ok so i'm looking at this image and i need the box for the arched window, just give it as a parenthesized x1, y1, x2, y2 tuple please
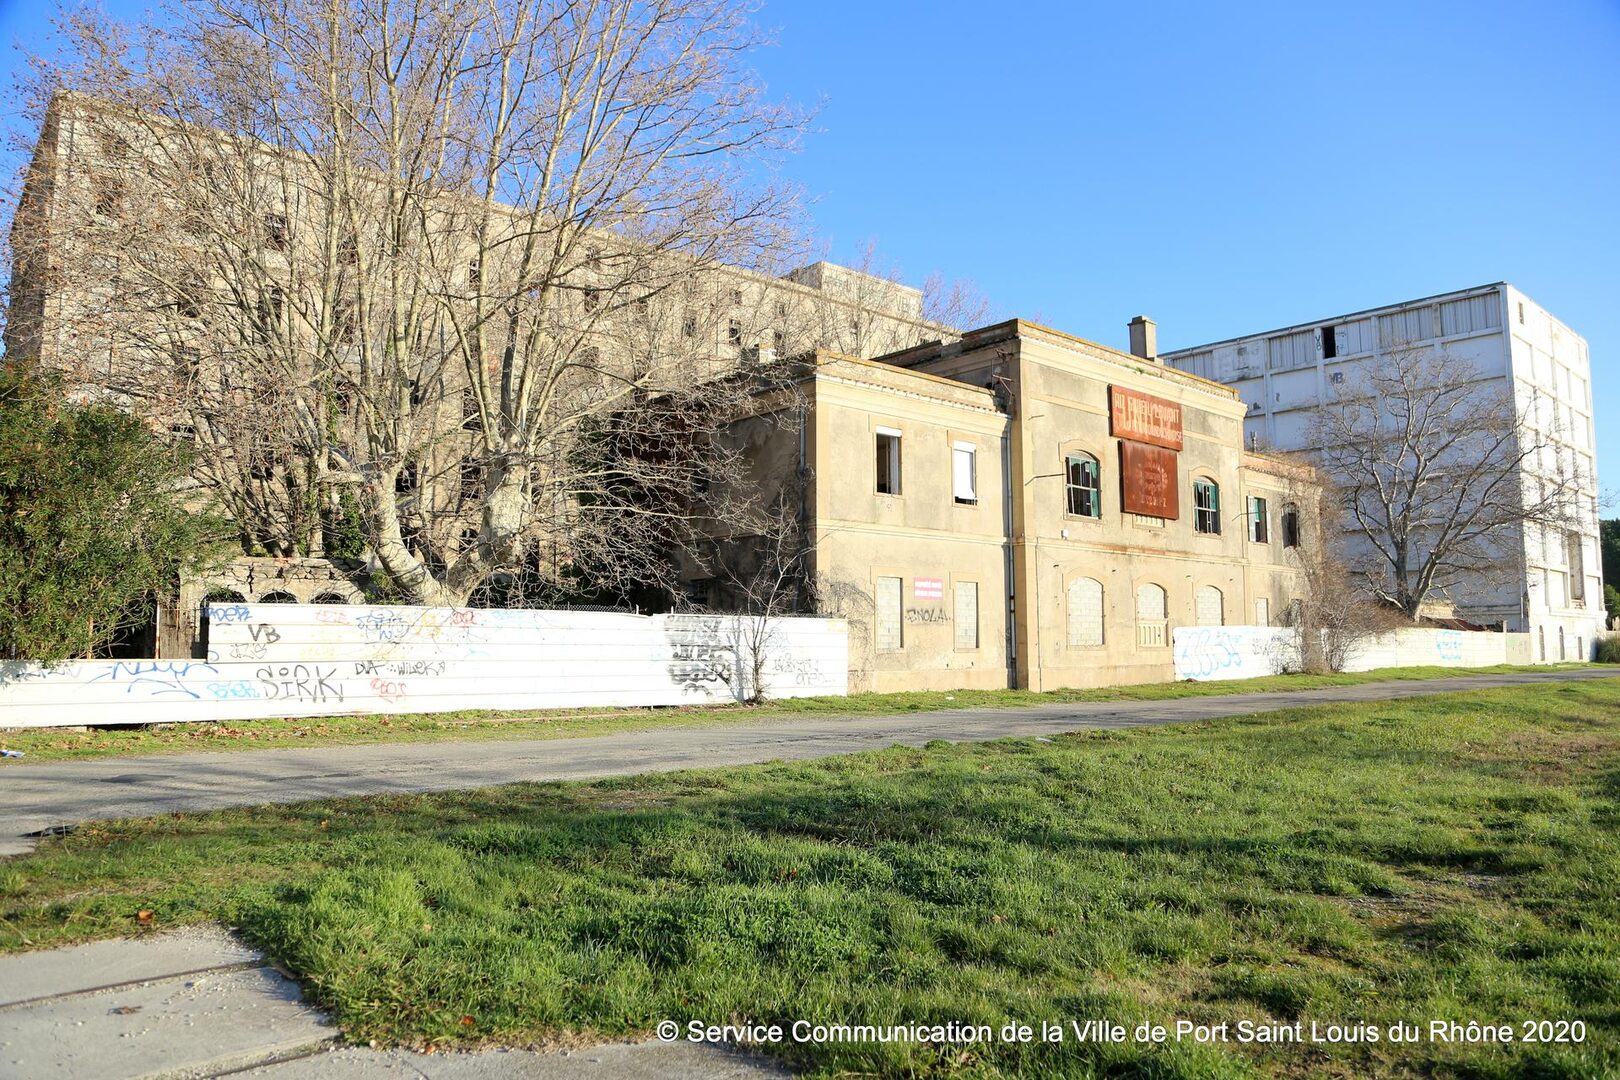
(311, 593, 349, 605)
(1195, 585, 1224, 627)
(1066, 577, 1104, 647)
(258, 591, 297, 604)
(1065, 452, 1101, 518)
(1193, 478, 1221, 534)
(1135, 583, 1168, 648)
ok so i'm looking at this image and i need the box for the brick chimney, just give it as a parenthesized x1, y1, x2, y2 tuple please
(1128, 315, 1158, 362)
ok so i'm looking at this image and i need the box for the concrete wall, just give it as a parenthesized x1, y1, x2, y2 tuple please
(1173, 625, 1535, 681)
(0, 605, 848, 729)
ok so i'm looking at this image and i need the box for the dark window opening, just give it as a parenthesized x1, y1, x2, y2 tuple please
(1194, 479, 1221, 535)
(1321, 325, 1337, 359)
(875, 430, 902, 495)
(461, 386, 482, 431)
(1281, 507, 1300, 547)
(1065, 453, 1101, 518)
(264, 213, 288, 251)
(395, 462, 419, 494)
(727, 319, 743, 345)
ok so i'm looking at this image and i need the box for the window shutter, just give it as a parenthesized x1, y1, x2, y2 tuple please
(952, 444, 977, 502)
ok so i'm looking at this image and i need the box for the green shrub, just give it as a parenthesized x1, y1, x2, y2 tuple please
(1593, 635, 1620, 664)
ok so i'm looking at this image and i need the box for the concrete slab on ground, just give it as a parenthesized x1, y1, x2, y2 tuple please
(0, 927, 787, 1079)
(243, 1042, 788, 1078)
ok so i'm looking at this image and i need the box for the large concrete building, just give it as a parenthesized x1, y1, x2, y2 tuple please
(695, 321, 1321, 692)
(1160, 283, 1601, 659)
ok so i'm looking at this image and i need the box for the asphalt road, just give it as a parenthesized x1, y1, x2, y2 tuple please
(3, 667, 1615, 855)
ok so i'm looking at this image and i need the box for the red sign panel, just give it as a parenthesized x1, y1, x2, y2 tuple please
(1110, 386, 1183, 451)
(1120, 440, 1179, 519)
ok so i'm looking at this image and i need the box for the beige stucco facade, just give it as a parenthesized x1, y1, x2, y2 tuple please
(710, 321, 1322, 693)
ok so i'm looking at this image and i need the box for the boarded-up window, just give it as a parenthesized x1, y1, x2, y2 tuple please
(1195, 585, 1224, 627)
(1067, 577, 1104, 647)
(1267, 330, 1314, 371)
(954, 581, 979, 649)
(1135, 583, 1168, 648)
(952, 443, 978, 505)
(1378, 305, 1433, 348)
(1439, 294, 1501, 337)
(1254, 597, 1270, 626)
(876, 576, 903, 652)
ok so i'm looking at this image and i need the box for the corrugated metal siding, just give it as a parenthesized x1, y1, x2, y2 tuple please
(1378, 305, 1435, 348)
(1439, 294, 1501, 336)
(1268, 330, 1315, 371)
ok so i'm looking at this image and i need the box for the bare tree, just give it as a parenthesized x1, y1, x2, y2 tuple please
(1311, 345, 1575, 621)
(1272, 464, 1404, 671)
(12, 0, 812, 607)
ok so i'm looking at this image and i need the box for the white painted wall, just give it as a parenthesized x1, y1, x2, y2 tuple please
(0, 605, 849, 729)
(1173, 625, 1532, 681)
(1163, 283, 1603, 653)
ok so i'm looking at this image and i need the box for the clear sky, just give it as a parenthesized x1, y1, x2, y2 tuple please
(2, 0, 1616, 485)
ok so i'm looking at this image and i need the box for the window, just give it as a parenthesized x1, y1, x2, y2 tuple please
(1567, 533, 1586, 602)
(1135, 583, 1168, 648)
(1281, 506, 1300, 548)
(952, 442, 978, 505)
(1195, 585, 1224, 627)
(1254, 597, 1270, 626)
(682, 311, 697, 338)
(954, 581, 979, 649)
(467, 258, 480, 287)
(773, 329, 787, 355)
(461, 386, 482, 431)
(876, 576, 903, 652)
(1559, 627, 1566, 661)
(395, 462, 419, 494)
(1067, 577, 1104, 647)
(1248, 496, 1269, 543)
(875, 427, 902, 495)
(1065, 453, 1101, 518)
(583, 288, 600, 313)
(264, 212, 288, 251)
(408, 378, 427, 407)
(339, 234, 359, 266)
(727, 319, 743, 345)
(1518, 302, 1525, 325)
(460, 457, 486, 501)
(176, 279, 202, 319)
(1321, 324, 1337, 359)
(1193, 478, 1220, 534)
(1539, 626, 1546, 661)
(93, 177, 123, 218)
(729, 287, 744, 306)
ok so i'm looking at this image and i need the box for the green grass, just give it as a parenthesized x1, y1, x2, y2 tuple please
(0, 663, 1590, 764)
(4, 679, 1619, 1078)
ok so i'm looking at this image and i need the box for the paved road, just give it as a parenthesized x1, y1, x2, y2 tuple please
(3, 668, 1615, 855)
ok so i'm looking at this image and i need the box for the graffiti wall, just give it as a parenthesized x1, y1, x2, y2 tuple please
(1172, 625, 1533, 681)
(0, 605, 849, 728)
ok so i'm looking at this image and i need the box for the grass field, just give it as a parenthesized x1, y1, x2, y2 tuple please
(0, 663, 1590, 764)
(3, 678, 1618, 1078)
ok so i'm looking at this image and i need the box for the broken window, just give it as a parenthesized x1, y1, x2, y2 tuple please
(1281, 505, 1300, 547)
(1065, 452, 1101, 518)
(1194, 478, 1221, 535)
(1248, 496, 1269, 543)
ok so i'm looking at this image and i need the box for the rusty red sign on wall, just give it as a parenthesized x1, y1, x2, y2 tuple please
(1119, 440, 1179, 519)
(1110, 386, 1183, 451)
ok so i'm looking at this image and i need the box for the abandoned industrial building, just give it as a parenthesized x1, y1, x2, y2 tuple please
(10, 92, 1599, 695)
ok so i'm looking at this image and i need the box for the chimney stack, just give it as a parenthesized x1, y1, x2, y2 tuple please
(1128, 315, 1158, 362)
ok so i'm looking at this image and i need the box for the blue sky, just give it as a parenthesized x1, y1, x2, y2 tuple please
(3, 0, 1616, 484)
